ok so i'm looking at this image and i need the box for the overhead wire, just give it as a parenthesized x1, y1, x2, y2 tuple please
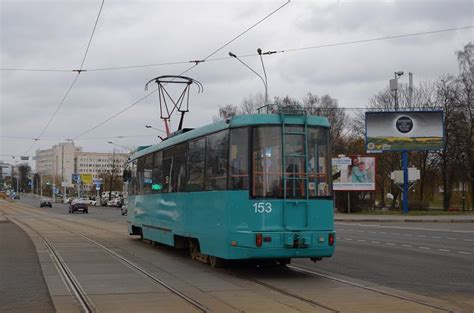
(23, 0, 105, 154)
(71, 0, 291, 140)
(3, 25, 471, 73)
(64, 25, 474, 72)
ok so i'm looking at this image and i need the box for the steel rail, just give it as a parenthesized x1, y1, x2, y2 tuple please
(8, 216, 96, 313)
(3, 201, 211, 313)
(288, 265, 455, 313)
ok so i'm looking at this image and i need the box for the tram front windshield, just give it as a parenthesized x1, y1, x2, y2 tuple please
(251, 126, 331, 198)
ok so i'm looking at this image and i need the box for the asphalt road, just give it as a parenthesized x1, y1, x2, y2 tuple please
(19, 194, 127, 222)
(295, 221, 474, 305)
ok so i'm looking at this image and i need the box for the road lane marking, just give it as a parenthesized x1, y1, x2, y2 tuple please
(402, 244, 412, 248)
(446, 237, 456, 240)
(432, 236, 441, 239)
(417, 235, 427, 238)
(404, 234, 413, 237)
(463, 239, 474, 242)
(371, 241, 380, 244)
(458, 251, 471, 255)
(419, 246, 430, 250)
(438, 249, 450, 252)
(386, 242, 395, 246)
(344, 238, 353, 241)
(357, 239, 366, 242)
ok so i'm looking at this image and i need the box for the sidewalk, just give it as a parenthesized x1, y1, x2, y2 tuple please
(335, 213, 474, 223)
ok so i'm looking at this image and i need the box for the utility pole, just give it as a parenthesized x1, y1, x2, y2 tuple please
(408, 72, 413, 108)
(108, 150, 116, 201)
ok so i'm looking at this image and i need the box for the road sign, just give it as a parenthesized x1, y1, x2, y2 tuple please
(72, 174, 80, 184)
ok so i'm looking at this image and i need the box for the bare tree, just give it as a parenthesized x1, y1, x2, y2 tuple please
(213, 104, 238, 121)
(456, 42, 473, 209)
(303, 93, 348, 153)
(240, 93, 266, 114)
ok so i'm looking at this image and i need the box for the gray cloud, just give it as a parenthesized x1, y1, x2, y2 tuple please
(1, 0, 472, 167)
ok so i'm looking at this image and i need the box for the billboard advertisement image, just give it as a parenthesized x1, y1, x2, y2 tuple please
(365, 110, 444, 153)
(332, 156, 376, 191)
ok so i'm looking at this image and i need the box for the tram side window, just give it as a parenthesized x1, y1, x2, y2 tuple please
(229, 128, 249, 190)
(129, 160, 138, 195)
(206, 130, 229, 190)
(187, 138, 205, 191)
(172, 143, 187, 192)
(143, 154, 153, 194)
(308, 127, 331, 197)
(162, 147, 174, 193)
(137, 157, 145, 195)
(252, 126, 282, 198)
(152, 151, 163, 193)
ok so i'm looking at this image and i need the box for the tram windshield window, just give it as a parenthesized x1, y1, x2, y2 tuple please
(308, 127, 331, 197)
(229, 128, 249, 190)
(187, 138, 205, 191)
(206, 130, 229, 190)
(252, 126, 282, 197)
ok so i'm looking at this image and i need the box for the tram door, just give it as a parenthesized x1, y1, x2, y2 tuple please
(282, 125, 309, 230)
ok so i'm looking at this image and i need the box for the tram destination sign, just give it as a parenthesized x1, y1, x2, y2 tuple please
(365, 110, 444, 153)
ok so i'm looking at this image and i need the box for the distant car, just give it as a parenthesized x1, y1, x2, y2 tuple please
(40, 199, 52, 208)
(69, 198, 89, 214)
(88, 199, 97, 206)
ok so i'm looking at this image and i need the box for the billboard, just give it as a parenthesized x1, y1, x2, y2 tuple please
(80, 174, 93, 185)
(365, 111, 444, 153)
(332, 156, 376, 191)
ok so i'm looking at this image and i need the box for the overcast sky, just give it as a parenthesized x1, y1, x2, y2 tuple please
(1, 0, 472, 169)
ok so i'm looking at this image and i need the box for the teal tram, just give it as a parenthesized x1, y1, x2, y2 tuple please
(126, 110, 335, 266)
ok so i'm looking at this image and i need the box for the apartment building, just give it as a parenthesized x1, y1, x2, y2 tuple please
(35, 142, 129, 185)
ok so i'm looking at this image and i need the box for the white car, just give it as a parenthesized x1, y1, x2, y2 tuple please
(88, 199, 97, 206)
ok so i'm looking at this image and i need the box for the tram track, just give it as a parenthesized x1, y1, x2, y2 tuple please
(8, 215, 96, 313)
(2, 202, 212, 313)
(6, 202, 344, 312)
(287, 264, 455, 313)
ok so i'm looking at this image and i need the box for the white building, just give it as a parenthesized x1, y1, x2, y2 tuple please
(35, 142, 129, 185)
(75, 151, 128, 178)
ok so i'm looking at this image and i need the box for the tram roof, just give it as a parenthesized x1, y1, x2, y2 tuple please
(129, 113, 329, 161)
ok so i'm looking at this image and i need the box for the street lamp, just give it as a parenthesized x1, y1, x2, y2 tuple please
(229, 50, 268, 103)
(390, 71, 404, 110)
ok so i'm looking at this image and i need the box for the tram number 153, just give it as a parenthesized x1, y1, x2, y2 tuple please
(253, 202, 272, 214)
